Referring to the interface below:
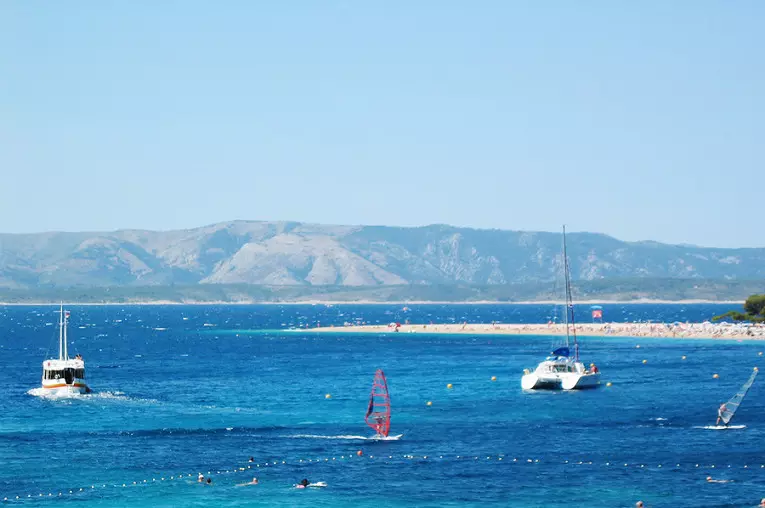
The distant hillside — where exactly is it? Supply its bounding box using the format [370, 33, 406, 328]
[0, 279, 759, 304]
[0, 221, 764, 292]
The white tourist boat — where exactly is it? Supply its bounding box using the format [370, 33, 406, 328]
[41, 306, 90, 395]
[521, 227, 601, 390]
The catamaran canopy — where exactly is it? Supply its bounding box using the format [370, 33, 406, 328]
[551, 347, 570, 357]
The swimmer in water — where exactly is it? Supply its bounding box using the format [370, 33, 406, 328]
[197, 473, 204, 483]
[716, 403, 727, 426]
[759, 498, 765, 507]
[706, 476, 732, 483]
[237, 477, 258, 486]
[206, 478, 212, 485]
[635, 502, 644, 508]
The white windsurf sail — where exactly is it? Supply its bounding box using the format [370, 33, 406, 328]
[719, 369, 758, 425]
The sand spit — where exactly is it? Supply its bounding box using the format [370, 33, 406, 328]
[308, 322, 765, 340]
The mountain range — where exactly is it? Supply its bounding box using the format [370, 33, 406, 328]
[0, 221, 763, 295]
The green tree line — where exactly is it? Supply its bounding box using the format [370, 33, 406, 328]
[713, 294, 765, 322]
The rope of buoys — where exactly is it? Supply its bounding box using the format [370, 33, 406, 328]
[7, 453, 765, 501]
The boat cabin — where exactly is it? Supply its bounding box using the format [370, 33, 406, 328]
[42, 359, 85, 385]
[537, 358, 586, 375]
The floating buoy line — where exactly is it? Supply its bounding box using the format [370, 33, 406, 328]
[4, 453, 765, 502]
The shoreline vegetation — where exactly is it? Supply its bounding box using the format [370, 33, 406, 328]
[0, 299, 746, 306]
[308, 322, 765, 340]
[0, 280, 760, 305]
[712, 294, 765, 323]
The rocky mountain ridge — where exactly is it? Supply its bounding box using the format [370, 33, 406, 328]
[0, 221, 763, 289]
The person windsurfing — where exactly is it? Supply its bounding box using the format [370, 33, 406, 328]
[716, 403, 727, 426]
[365, 369, 391, 438]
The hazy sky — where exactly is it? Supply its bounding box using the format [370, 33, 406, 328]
[1, 2, 762, 247]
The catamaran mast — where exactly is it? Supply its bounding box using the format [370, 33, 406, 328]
[562, 226, 579, 361]
[562, 228, 570, 350]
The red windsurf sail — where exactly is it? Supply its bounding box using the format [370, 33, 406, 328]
[365, 369, 391, 437]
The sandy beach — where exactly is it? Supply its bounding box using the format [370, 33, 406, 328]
[309, 322, 765, 340]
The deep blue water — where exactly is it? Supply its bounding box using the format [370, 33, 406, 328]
[2, 303, 764, 507]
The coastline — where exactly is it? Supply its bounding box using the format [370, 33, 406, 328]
[306, 322, 765, 341]
[0, 299, 744, 306]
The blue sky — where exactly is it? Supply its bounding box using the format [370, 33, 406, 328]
[1, 1, 762, 247]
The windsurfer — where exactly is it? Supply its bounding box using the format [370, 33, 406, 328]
[716, 403, 727, 426]
[366, 370, 391, 438]
[374, 415, 384, 436]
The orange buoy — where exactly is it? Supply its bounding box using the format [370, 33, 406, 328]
[356, 450, 363, 456]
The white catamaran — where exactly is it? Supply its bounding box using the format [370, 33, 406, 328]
[521, 226, 601, 390]
[41, 306, 90, 395]
[713, 367, 758, 429]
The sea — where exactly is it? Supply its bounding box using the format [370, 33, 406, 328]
[1, 303, 763, 508]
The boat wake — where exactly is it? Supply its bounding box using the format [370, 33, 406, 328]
[695, 425, 746, 430]
[26, 387, 93, 399]
[27, 387, 57, 398]
[27, 389, 157, 404]
[286, 434, 403, 441]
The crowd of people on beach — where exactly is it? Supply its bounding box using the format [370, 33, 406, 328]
[328, 321, 765, 340]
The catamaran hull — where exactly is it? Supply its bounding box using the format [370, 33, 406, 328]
[522, 372, 600, 391]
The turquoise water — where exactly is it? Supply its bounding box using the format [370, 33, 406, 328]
[1, 303, 764, 507]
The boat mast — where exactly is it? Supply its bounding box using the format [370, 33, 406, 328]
[58, 304, 64, 361]
[562, 226, 579, 361]
[63, 307, 69, 361]
[561, 227, 570, 351]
